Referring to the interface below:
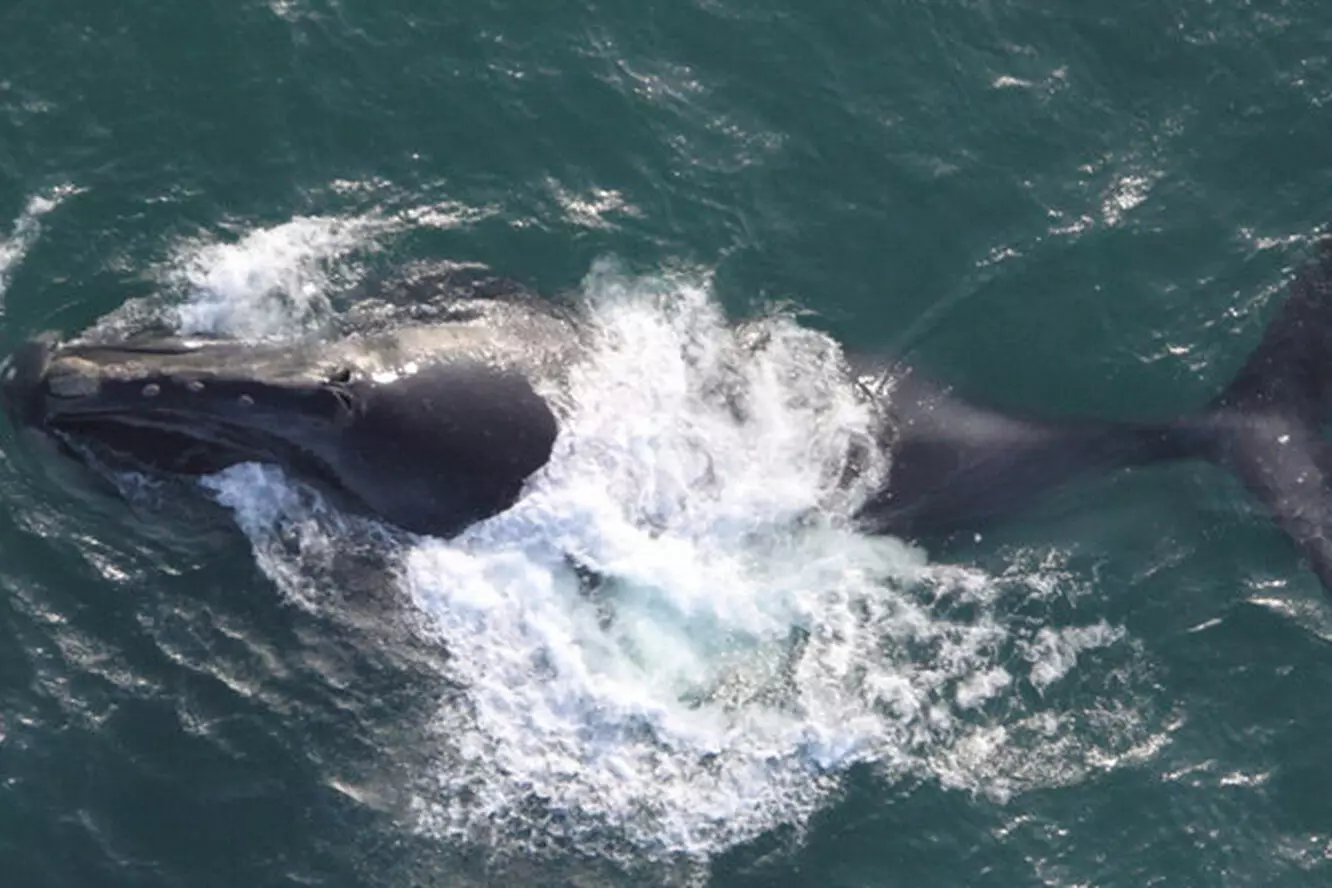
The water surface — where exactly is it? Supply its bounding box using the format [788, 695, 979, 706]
[3, 1, 1332, 886]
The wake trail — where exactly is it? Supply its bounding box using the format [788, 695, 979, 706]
[0, 186, 78, 312]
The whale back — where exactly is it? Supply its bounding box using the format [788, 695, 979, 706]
[329, 357, 561, 537]
[855, 240, 1332, 596]
[856, 368, 1186, 538]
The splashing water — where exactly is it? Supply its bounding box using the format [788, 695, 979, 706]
[169, 214, 393, 339]
[155, 218, 1157, 870]
[0, 186, 80, 309]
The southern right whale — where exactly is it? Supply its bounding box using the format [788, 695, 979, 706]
[4, 247, 1332, 590]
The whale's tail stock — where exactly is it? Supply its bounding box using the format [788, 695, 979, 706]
[860, 238, 1332, 593]
[1197, 238, 1332, 591]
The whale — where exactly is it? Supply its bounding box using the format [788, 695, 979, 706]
[0, 269, 582, 538]
[5, 249, 1332, 591]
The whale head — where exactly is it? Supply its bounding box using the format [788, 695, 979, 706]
[1, 332, 560, 537]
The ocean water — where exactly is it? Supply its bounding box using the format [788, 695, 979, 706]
[3, 1, 1332, 886]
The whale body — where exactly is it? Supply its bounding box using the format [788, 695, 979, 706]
[6, 251, 1332, 591]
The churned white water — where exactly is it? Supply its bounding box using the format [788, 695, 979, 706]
[169, 214, 392, 339]
[0, 186, 79, 310]
[164, 215, 1154, 867]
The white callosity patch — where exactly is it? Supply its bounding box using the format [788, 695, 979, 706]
[149, 219, 1147, 867]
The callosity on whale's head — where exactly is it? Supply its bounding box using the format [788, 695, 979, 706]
[0, 324, 564, 538]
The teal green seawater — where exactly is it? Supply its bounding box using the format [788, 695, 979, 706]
[4, 1, 1332, 886]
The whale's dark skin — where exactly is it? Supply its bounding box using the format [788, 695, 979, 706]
[5, 250, 1332, 592]
[858, 240, 1332, 591]
[1, 272, 581, 538]
[858, 367, 1191, 538]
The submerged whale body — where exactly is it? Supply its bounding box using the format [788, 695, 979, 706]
[5, 251, 1332, 590]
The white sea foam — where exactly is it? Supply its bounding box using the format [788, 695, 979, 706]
[168, 214, 392, 339]
[0, 186, 79, 309]
[162, 216, 1152, 869]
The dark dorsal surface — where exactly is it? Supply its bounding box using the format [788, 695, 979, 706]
[851, 238, 1332, 598]
[1210, 240, 1332, 421]
[856, 368, 1184, 539]
[332, 358, 560, 537]
[11, 243, 1332, 594]
[0, 274, 578, 540]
